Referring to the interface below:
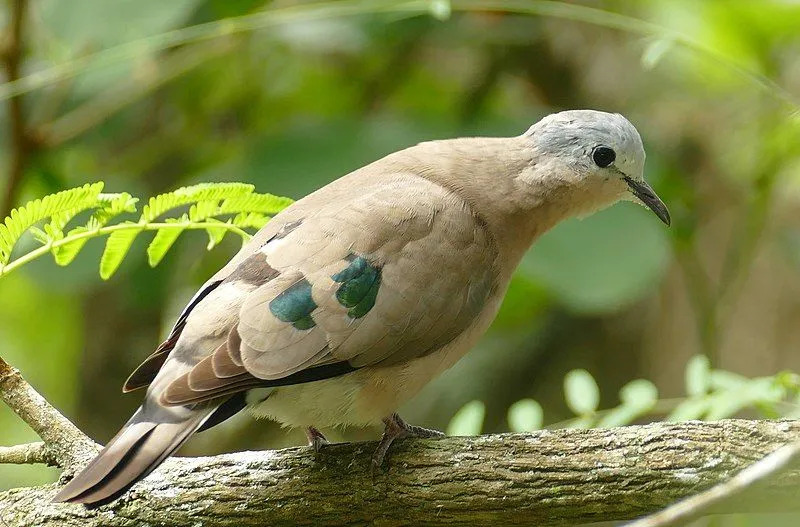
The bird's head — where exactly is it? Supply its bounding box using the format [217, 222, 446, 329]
[523, 110, 670, 226]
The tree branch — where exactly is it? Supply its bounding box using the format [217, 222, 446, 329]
[0, 356, 98, 470]
[0, 442, 54, 465]
[0, 419, 799, 526]
[625, 440, 800, 527]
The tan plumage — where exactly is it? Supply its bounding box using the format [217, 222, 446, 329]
[54, 110, 669, 505]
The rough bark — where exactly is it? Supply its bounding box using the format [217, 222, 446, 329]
[2, 419, 799, 526]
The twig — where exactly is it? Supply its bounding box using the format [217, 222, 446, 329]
[0, 442, 55, 465]
[1, 0, 31, 218]
[0, 356, 98, 469]
[625, 440, 800, 527]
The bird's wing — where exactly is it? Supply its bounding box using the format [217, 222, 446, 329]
[158, 172, 499, 406]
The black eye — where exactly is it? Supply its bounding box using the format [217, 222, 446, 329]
[592, 146, 616, 168]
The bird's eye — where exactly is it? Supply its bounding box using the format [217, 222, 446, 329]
[592, 146, 616, 168]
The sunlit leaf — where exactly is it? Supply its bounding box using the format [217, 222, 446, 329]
[667, 398, 709, 422]
[564, 369, 600, 416]
[507, 399, 543, 432]
[446, 400, 485, 437]
[100, 225, 143, 279]
[147, 219, 186, 267]
[685, 355, 711, 397]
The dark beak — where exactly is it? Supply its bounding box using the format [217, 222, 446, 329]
[623, 176, 671, 226]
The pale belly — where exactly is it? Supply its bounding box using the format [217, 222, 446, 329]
[248, 294, 503, 429]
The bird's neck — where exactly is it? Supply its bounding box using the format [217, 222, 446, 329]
[401, 136, 594, 279]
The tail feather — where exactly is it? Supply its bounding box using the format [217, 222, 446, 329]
[53, 404, 215, 505]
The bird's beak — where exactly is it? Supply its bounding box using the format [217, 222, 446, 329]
[623, 176, 671, 226]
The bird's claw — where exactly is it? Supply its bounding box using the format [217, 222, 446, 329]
[305, 426, 329, 453]
[370, 413, 443, 479]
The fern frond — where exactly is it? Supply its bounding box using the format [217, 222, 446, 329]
[141, 183, 254, 222]
[0, 181, 292, 280]
[100, 224, 144, 280]
[232, 212, 270, 230]
[0, 183, 104, 264]
[219, 193, 294, 215]
[147, 217, 187, 267]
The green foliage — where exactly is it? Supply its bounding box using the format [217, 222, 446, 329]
[485, 357, 800, 433]
[563, 369, 600, 416]
[507, 399, 544, 433]
[446, 400, 485, 437]
[0, 183, 293, 280]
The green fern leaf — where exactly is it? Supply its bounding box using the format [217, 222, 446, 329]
[147, 218, 187, 267]
[219, 193, 293, 215]
[188, 200, 220, 222]
[53, 226, 90, 266]
[204, 218, 229, 250]
[141, 183, 253, 222]
[232, 211, 270, 230]
[94, 193, 138, 225]
[0, 182, 104, 264]
[100, 224, 143, 279]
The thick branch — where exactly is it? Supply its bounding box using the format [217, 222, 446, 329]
[0, 442, 55, 465]
[0, 357, 98, 469]
[1, 420, 799, 526]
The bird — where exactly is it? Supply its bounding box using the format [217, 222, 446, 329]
[53, 109, 670, 505]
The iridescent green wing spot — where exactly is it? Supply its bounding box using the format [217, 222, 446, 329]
[269, 278, 317, 330]
[331, 255, 381, 319]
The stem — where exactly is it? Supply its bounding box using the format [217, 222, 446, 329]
[0, 220, 251, 278]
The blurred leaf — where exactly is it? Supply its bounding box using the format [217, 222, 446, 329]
[446, 400, 485, 437]
[519, 205, 670, 314]
[667, 397, 709, 422]
[710, 370, 749, 391]
[620, 379, 659, 409]
[685, 355, 711, 397]
[507, 399, 543, 432]
[598, 379, 658, 428]
[564, 369, 600, 416]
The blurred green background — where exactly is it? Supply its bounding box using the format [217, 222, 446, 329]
[2, 1, 800, 524]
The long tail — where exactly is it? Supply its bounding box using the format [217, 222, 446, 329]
[53, 400, 217, 505]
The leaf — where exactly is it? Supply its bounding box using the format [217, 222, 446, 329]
[219, 193, 294, 216]
[709, 370, 749, 390]
[147, 219, 186, 267]
[564, 369, 600, 416]
[53, 226, 90, 266]
[620, 379, 659, 410]
[507, 399, 543, 432]
[204, 218, 229, 250]
[597, 379, 659, 428]
[232, 212, 270, 230]
[667, 397, 709, 422]
[0, 182, 104, 264]
[100, 225, 143, 279]
[685, 355, 711, 397]
[140, 183, 254, 222]
[446, 400, 485, 437]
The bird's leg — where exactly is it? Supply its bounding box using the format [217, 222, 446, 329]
[371, 413, 444, 475]
[305, 426, 329, 452]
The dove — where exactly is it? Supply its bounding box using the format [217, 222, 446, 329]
[53, 109, 669, 505]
